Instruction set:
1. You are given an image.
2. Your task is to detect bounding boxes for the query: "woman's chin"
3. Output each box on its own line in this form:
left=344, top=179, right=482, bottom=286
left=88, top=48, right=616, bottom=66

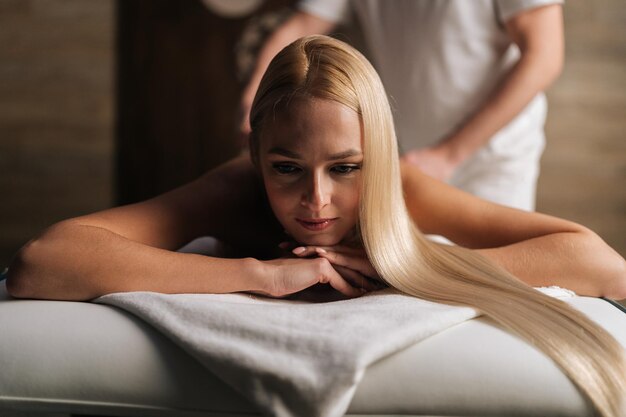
left=294, top=234, right=342, bottom=247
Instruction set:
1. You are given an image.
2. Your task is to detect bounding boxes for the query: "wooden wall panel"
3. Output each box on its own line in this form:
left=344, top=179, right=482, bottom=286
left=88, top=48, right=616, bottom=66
left=116, top=0, right=294, bottom=204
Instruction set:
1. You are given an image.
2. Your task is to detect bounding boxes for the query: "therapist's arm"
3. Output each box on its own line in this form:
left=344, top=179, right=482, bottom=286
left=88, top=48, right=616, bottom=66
left=403, top=4, right=564, bottom=181
left=401, top=161, right=626, bottom=299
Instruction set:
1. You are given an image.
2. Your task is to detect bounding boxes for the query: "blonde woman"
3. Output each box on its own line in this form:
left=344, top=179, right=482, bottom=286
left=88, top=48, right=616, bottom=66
left=5, top=35, right=626, bottom=416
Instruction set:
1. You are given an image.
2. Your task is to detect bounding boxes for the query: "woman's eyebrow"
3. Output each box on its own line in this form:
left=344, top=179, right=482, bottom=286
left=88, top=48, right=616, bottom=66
left=327, top=149, right=363, bottom=160
left=268, top=147, right=301, bottom=159
left=268, top=147, right=362, bottom=160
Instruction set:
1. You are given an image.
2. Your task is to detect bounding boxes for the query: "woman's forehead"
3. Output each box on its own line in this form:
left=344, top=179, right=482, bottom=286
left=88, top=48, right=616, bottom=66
left=260, top=98, right=362, bottom=153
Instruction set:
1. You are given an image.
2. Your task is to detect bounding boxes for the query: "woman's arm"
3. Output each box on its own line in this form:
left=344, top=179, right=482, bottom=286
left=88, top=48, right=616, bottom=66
left=6, top=156, right=364, bottom=301
left=6, top=221, right=266, bottom=301
left=5, top=156, right=262, bottom=300
left=401, top=161, right=626, bottom=299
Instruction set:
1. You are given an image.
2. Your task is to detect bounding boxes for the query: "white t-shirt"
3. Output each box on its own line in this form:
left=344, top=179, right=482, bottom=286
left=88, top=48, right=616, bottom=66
left=297, top=0, right=562, bottom=211
left=298, top=0, right=561, bottom=152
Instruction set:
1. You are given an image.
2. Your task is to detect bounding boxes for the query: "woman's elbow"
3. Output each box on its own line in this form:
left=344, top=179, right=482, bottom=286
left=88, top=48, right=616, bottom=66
left=603, top=257, right=626, bottom=301
left=6, top=270, right=29, bottom=299
left=587, top=230, right=626, bottom=299
left=5, top=222, right=74, bottom=300
left=571, top=228, right=626, bottom=299
left=5, top=239, right=41, bottom=298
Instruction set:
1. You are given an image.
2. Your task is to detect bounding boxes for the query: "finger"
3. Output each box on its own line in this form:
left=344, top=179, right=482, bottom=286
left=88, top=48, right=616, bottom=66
left=336, top=264, right=385, bottom=291
left=333, top=265, right=379, bottom=291
left=278, top=241, right=292, bottom=250
left=329, top=275, right=366, bottom=298
left=292, top=246, right=320, bottom=257
left=320, top=266, right=365, bottom=299
left=292, top=245, right=364, bottom=258
left=316, top=249, right=379, bottom=278
left=278, top=241, right=300, bottom=255
left=311, top=245, right=364, bottom=256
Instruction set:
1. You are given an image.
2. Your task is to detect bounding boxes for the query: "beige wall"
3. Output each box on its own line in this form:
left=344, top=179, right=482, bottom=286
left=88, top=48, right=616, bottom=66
left=0, top=0, right=114, bottom=267
left=538, top=0, right=626, bottom=258
left=0, top=0, right=624, bottom=271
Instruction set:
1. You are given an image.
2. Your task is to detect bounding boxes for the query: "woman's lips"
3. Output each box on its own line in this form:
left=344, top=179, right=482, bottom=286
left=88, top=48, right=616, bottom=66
left=296, top=218, right=338, bottom=231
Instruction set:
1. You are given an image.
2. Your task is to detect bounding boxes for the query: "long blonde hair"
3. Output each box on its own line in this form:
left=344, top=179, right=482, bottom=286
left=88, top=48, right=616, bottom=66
left=249, top=35, right=626, bottom=417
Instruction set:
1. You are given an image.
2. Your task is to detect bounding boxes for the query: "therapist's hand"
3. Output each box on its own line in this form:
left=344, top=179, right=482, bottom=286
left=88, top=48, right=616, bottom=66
left=401, top=143, right=462, bottom=182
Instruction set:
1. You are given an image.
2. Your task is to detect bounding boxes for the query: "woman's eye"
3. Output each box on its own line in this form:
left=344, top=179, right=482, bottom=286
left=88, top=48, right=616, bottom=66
left=272, top=164, right=300, bottom=175
left=332, top=165, right=360, bottom=175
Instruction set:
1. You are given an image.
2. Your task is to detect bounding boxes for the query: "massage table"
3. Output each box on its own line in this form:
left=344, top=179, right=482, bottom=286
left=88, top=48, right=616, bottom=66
left=1, top=239, right=625, bottom=417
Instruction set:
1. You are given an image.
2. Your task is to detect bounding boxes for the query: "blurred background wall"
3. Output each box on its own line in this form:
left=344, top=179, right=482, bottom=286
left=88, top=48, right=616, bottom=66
left=536, top=2, right=626, bottom=258
left=1, top=0, right=625, bottom=277
left=0, top=0, right=113, bottom=268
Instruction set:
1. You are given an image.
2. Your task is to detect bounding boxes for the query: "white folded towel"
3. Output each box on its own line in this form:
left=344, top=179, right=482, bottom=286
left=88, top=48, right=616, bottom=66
left=95, top=287, right=478, bottom=417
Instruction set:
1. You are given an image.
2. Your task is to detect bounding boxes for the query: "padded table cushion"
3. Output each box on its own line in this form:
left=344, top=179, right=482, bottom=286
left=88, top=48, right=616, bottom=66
left=1, top=281, right=624, bottom=417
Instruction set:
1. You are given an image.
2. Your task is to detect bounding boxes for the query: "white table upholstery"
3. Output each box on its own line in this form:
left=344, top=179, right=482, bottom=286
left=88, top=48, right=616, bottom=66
left=1, top=281, right=624, bottom=417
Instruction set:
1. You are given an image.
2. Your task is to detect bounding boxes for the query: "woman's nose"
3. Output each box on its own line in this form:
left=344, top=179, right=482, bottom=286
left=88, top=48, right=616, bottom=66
left=301, top=173, right=330, bottom=210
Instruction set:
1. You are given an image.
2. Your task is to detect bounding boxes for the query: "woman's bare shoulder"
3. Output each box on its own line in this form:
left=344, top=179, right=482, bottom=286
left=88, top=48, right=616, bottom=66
left=195, top=155, right=284, bottom=252
left=68, top=155, right=282, bottom=252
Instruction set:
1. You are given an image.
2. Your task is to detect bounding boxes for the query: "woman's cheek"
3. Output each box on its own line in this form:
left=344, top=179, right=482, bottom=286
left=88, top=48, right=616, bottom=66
left=338, top=184, right=360, bottom=215
left=265, top=185, right=293, bottom=222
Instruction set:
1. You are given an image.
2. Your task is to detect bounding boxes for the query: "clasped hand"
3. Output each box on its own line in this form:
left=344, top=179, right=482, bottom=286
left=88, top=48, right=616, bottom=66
left=260, top=244, right=386, bottom=301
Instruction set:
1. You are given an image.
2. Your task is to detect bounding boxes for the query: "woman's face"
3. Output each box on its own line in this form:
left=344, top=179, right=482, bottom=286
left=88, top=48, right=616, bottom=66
left=258, top=97, right=362, bottom=246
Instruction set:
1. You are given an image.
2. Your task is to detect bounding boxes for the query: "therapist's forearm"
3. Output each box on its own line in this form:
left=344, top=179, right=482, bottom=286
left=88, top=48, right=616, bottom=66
left=5, top=222, right=266, bottom=301
left=477, top=231, right=626, bottom=299
left=442, top=52, right=562, bottom=165
left=442, top=5, right=564, bottom=164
